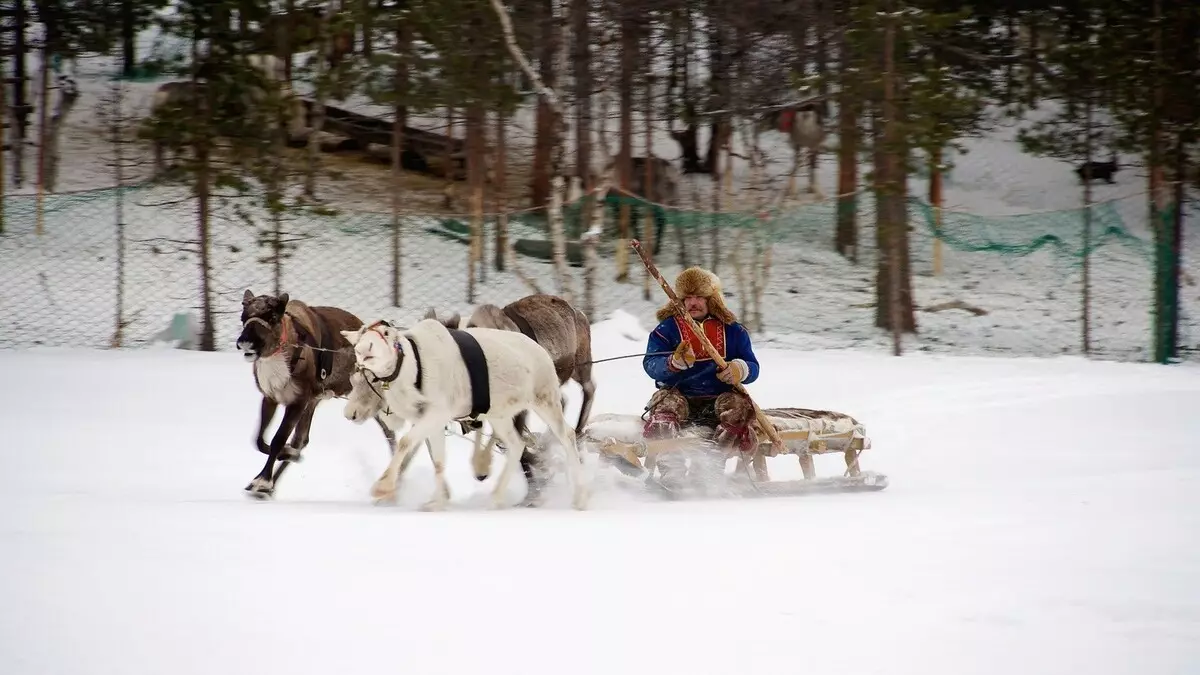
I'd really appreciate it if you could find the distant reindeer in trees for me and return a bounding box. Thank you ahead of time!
[759,100,827,198]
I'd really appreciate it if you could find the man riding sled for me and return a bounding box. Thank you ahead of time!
[641,266,761,492]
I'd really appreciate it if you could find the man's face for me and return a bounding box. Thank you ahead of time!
[683,295,709,320]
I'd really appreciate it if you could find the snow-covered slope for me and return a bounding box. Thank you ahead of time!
[1,313,1198,675]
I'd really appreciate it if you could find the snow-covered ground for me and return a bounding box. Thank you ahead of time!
[2,312,1199,675]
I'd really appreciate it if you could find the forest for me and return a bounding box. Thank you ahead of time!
[1,0,1197,358]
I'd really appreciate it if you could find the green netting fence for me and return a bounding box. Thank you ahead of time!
[0,184,1191,362]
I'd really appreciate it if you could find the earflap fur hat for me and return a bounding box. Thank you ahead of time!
[656,266,737,325]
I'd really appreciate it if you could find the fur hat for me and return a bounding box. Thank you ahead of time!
[656,266,737,325]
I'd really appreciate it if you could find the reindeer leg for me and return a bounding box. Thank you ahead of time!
[787,148,800,198]
[574,374,596,436]
[471,425,494,481]
[371,414,446,503]
[488,416,529,510]
[254,396,278,455]
[420,432,451,511]
[281,399,317,462]
[246,402,306,499]
[532,399,590,511]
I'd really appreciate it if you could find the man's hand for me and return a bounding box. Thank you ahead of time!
[717,359,749,385]
[668,341,696,371]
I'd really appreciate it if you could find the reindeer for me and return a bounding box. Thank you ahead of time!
[759,100,827,198]
[427,294,595,506]
[342,318,591,511]
[235,290,395,499]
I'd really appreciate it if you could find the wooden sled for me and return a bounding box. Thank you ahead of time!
[579,407,888,499]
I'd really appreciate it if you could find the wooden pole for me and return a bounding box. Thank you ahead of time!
[631,239,786,454]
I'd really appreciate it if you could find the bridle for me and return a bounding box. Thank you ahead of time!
[353,320,408,414]
[242,314,291,358]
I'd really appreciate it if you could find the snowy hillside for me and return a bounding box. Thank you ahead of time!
[2,313,1198,675]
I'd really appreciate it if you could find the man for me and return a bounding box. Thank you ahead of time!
[642,266,761,490]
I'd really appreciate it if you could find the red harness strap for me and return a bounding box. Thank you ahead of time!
[779,108,795,133]
[262,315,292,358]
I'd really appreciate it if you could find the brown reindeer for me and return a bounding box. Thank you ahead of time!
[236,290,394,499]
[428,293,595,506]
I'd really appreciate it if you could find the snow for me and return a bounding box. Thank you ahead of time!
[2,312,1199,675]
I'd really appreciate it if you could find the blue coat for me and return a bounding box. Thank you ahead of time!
[643,315,761,397]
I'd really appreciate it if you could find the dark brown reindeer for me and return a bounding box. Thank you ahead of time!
[428,293,596,505]
[236,290,395,499]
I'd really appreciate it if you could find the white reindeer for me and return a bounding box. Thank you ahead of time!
[760,101,826,198]
[341,318,591,511]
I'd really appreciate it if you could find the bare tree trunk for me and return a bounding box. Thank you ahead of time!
[391,17,408,307]
[571,0,591,200]
[1081,97,1093,355]
[121,0,135,76]
[466,104,486,303]
[876,4,915,351]
[494,85,509,271]
[11,0,27,189]
[642,64,654,301]
[835,23,859,262]
[0,39,6,234]
[42,74,80,193]
[443,107,455,209]
[34,44,48,234]
[584,90,616,320]
[193,24,215,352]
[1149,0,1173,363]
[109,78,126,347]
[616,11,636,282]
[361,0,374,59]
[490,0,574,302]
[530,0,556,209]
[305,1,332,199]
[284,0,295,82]
[929,149,943,275]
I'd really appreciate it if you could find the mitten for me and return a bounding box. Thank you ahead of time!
[668,341,696,371]
[716,359,749,384]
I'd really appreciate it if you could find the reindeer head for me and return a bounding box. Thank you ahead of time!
[423,307,462,330]
[236,290,290,362]
[341,320,402,380]
[343,370,385,424]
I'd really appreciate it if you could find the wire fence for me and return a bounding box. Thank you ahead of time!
[0,182,1196,363]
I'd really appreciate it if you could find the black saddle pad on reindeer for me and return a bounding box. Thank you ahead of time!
[448,328,491,419]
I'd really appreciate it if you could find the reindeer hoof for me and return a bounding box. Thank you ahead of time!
[571,488,591,511]
[244,477,275,499]
[370,478,397,501]
[420,498,448,512]
[474,473,489,482]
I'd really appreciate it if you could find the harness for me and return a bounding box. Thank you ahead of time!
[359,321,490,422]
[448,328,491,419]
[245,312,336,384]
[364,320,423,393]
[290,317,336,382]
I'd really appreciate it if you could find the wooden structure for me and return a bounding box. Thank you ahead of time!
[297,99,466,180]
